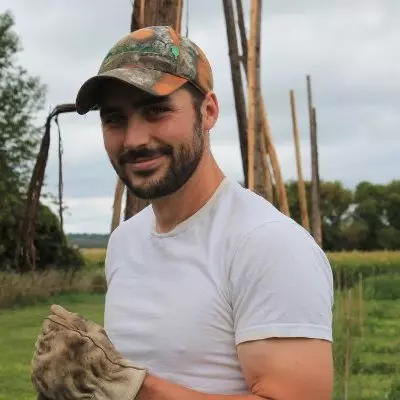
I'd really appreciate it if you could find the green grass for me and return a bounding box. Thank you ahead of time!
[0,292,105,400]
[1,279,400,399]
[332,294,400,399]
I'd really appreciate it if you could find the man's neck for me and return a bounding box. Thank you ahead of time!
[151,153,225,234]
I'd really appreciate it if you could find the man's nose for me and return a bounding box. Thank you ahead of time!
[123,114,150,148]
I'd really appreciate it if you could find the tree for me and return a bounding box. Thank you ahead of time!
[0,11,45,268]
[286,180,353,251]
[352,181,387,250]
[377,180,400,250]
[0,11,83,270]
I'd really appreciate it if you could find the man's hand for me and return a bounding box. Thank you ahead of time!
[31,304,147,400]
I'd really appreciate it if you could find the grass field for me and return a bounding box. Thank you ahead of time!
[0,293,105,400]
[1,251,400,399]
[2,291,400,398]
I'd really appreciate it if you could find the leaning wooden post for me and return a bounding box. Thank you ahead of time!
[222,0,249,187]
[236,0,289,214]
[110,178,125,233]
[307,75,322,246]
[246,0,261,191]
[260,132,274,202]
[290,89,310,231]
[260,99,290,215]
[140,0,145,27]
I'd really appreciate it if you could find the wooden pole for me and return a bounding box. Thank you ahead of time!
[111,178,125,233]
[222,0,248,187]
[132,0,183,30]
[307,75,322,246]
[261,131,274,202]
[235,0,248,65]
[176,0,183,34]
[290,90,310,231]
[251,0,265,198]
[236,0,289,214]
[260,99,290,215]
[247,0,260,191]
[140,0,145,27]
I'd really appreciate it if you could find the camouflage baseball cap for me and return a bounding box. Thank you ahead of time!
[75,26,213,115]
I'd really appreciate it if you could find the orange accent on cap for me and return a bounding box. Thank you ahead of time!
[168,26,181,46]
[153,74,187,96]
[196,58,211,93]
[132,28,155,41]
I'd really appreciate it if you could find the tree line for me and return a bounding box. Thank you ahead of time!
[285,180,400,251]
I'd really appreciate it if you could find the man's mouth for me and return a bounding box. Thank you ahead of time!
[126,154,166,171]
[131,154,162,164]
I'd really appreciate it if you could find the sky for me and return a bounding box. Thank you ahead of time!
[2,0,399,233]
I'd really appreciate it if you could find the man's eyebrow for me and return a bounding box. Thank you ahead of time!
[132,95,171,108]
[99,96,172,118]
[99,106,120,119]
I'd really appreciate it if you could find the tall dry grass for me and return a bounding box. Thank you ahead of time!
[0,268,106,309]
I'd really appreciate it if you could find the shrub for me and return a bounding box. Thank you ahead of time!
[91,273,107,294]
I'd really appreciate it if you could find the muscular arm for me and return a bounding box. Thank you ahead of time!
[136,221,334,400]
[136,374,260,400]
[136,337,333,400]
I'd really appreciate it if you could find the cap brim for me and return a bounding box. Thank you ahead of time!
[75,67,188,115]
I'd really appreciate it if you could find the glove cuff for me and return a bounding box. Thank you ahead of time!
[96,361,148,400]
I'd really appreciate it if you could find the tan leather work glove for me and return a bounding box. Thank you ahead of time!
[31,304,147,400]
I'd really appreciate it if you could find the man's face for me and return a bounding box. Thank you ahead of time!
[99,81,205,200]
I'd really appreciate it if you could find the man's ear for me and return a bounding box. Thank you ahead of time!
[202,91,219,132]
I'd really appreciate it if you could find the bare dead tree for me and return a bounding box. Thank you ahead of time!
[15,104,76,272]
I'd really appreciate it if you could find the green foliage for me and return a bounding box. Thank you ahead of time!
[286,179,400,251]
[0,11,82,271]
[34,203,85,270]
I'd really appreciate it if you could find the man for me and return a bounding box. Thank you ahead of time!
[32,26,334,400]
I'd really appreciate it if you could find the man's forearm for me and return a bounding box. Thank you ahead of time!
[136,374,264,400]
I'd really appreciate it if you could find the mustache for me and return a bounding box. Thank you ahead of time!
[118,146,173,164]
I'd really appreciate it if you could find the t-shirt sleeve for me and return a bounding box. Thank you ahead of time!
[229,220,334,346]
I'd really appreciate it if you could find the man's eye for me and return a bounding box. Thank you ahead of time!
[103,113,124,124]
[144,106,170,118]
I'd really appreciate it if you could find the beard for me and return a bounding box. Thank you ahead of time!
[111,118,205,200]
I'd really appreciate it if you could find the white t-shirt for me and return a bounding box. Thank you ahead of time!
[103,177,333,395]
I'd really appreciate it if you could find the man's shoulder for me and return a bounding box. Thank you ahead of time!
[220,180,293,236]
[221,180,329,267]
[108,204,153,246]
